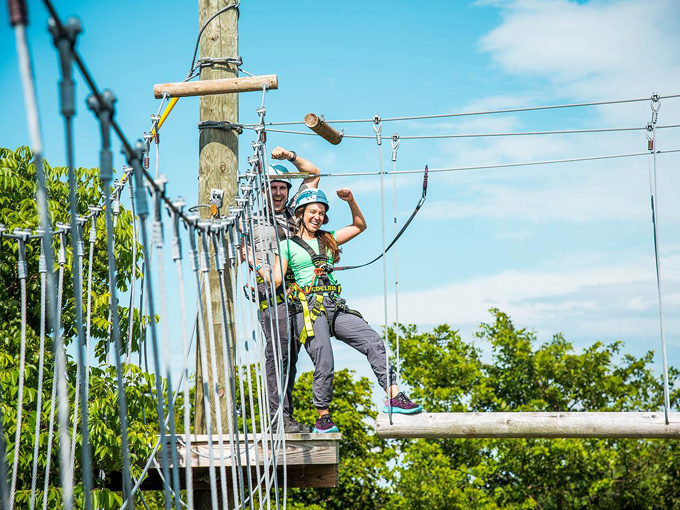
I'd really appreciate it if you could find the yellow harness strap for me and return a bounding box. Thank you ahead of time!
[293,287,325,344]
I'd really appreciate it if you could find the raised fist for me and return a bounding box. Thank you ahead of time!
[271,146,291,160]
[336,188,354,202]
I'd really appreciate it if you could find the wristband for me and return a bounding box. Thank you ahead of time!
[288,150,297,162]
[255,264,262,271]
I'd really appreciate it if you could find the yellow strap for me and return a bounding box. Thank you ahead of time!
[297,293,325,344]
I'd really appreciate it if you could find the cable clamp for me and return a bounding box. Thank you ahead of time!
[391,133,400,162]
[13,228,30,280]
[37,229,48,274]
[373,115,383,145]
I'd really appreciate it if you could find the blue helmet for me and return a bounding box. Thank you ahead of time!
[268,164,293,189]
[295,188,330,225]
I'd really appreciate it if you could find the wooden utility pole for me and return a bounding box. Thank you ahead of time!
[195,0,239,436]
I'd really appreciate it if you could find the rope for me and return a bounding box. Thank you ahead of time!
[247,123,680,140]
[187,221,220,510]
[168,200,194,510]
[9,234,29,510]
[29,242,48,510]
[391,134,401,384]
[374,117,393,425]
[128,148,174,510]
[646,97,672,424]
[317,149,680,177]
[151,182,183,510]
[249,93,680,126]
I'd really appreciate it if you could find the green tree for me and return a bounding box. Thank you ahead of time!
[389,309,680,509]
[0,147,166,509]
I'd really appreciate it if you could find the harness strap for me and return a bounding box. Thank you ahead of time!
[297,292,325,344]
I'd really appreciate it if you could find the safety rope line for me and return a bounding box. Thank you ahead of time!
[374,117,393,425]
[212,224,255,509]
[391,134,401,384]
[9,231,29,510]
[10,17,53,508]
[29,238,48,510]
[187,219,221,510]
[254,86,289,506]
[245,123,680,140]
[168,198,195,510]
[645,96,672,424]
[315,149,680,177]
[127,144,174,510]
[151,180,183,510]
[199,225,240,508]
[48,15,84,509]
[245,93,680,127]
[42,228,67,510]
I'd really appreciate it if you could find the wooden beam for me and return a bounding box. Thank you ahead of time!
[304,113,343,145]
[166,433,341,468]
[376,412,680,439]
[107,433,341,491]
[154,75,278,99]
[194,0,239,438]
[112,464,339,490]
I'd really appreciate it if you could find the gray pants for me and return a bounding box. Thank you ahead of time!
[259,286,299,419]
[293,295,395,409]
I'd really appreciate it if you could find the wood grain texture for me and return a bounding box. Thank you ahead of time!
[304,113,343,145]
[163,433,341,468]
[194,0,239,436]
[153,75,278,98]
[376,412,680,439]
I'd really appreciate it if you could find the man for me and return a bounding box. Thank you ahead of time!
[249,146,320,433]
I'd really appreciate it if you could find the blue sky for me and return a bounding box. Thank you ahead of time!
[3,0,680,407]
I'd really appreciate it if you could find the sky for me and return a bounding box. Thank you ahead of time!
[2,0,680,410]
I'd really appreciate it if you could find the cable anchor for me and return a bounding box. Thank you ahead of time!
[373,115,382,145]
[13,228,30,280]
[391,133,400,162]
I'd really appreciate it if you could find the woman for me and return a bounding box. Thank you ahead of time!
[257,187,422,433]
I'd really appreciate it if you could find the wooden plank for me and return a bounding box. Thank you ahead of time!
[107,433,341,491]
[113,464,339,490]
[153,75,278,98]
[166,433,340,468]
[304,113,343,145]
[376,412,680,439]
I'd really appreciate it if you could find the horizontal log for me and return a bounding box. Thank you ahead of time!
[376,412,680,439]
[153,75,278,99]
[304,113,343,145]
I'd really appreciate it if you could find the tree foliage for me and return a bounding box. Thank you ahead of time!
[0,147,166,508]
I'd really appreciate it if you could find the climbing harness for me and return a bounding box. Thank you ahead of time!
[335,165,429,271]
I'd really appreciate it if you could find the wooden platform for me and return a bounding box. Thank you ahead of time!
[109,433,341,490]
[376,412,680,439]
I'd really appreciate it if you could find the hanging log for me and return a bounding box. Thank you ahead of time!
[376,412,680,439]
[304,113,343,145]
[153,75,278,99]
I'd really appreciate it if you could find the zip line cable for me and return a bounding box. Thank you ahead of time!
[250,123,680,140]
[246,93,680,127]
[317,149,680,178]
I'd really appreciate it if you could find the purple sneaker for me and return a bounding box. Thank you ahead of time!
[383,392,423,414]
[312,414,340,433]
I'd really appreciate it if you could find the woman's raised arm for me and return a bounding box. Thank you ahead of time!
[334,188,366,246]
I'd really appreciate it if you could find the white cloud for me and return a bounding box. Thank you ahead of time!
[349,248,680,348]
[478,0,680,120]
